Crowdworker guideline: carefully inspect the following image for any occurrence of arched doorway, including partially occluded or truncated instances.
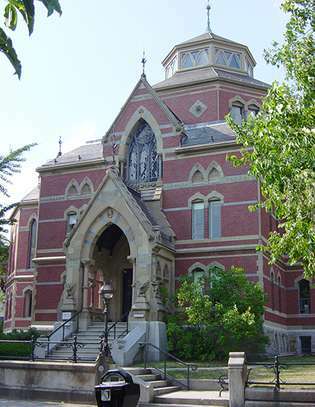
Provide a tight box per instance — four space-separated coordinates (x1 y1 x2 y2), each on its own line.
92 224 133 322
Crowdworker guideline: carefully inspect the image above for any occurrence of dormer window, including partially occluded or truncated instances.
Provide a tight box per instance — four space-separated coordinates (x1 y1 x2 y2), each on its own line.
245 58 254 77
180 48 209 70
215 49 241 70
231 101 244 124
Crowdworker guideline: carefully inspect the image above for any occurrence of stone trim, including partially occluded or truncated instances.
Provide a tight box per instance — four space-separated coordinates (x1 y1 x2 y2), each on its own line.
176 235 259 244
163 174 255 190
176 244 257 253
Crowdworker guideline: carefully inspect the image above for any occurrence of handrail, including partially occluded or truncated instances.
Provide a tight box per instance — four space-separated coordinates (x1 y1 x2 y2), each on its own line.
140 342 196 390
47 310 81 342
106 312 129 340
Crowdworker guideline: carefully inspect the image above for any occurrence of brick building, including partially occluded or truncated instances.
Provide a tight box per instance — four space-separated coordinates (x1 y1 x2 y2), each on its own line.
4 28 314 357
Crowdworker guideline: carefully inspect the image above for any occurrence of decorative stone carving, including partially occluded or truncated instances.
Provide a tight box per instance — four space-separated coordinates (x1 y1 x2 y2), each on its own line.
189 100 207 118
64 283 75 299
138 281 150 298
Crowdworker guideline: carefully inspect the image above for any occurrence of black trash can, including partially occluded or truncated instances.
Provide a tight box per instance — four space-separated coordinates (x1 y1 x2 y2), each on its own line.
95 369 140 407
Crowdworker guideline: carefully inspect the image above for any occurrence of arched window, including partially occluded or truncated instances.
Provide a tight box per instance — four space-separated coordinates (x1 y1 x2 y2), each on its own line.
66 212 77 234
192 267 205 284
208 199 222 238
231 101 244 125
278 276 282 312
126 119 160 185
192 201 204 240
27 219 37 268
23 289 32 318
299 279 310 314
67 184 78 196
247 104 259 117
81 183 92 195
192 169 204 183
270 271 275 310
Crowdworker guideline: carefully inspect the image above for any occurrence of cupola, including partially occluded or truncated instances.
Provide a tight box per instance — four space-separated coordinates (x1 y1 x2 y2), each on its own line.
162 31 256 80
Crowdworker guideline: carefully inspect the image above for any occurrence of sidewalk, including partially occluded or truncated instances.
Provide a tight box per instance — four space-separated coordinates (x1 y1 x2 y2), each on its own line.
0 401 94 407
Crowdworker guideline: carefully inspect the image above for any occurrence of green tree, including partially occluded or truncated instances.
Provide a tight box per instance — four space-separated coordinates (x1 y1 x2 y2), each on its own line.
1 0 62 78
0 144 36 286
227 0 315 277
167 267 267 361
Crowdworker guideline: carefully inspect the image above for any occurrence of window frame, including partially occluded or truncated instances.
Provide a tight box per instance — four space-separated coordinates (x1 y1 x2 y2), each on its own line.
191 201 205 240
27 218 37 269
66 211 78 234
208 199 222 239
179 48 210 70
231 101 245 125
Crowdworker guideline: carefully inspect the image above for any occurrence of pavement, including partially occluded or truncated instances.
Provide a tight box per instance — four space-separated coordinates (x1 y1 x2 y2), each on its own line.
0 401 95 407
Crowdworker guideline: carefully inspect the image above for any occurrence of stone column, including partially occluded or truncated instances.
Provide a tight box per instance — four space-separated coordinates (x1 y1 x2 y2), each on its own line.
81 260 95 330
228 352 247 407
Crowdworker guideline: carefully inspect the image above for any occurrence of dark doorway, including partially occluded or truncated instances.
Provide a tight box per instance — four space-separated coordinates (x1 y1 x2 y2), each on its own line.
122 269 133 321
300 336 312 354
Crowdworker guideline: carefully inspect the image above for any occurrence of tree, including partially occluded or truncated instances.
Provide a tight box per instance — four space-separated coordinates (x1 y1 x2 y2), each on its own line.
167 267 267 361
1 0 62 78
227 0 315 277
0 144 36 286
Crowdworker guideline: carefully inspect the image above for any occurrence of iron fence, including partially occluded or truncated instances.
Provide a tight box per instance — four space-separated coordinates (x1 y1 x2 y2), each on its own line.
247 355 315 390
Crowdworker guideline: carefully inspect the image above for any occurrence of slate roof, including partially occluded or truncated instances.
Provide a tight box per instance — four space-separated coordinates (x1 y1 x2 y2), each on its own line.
154 66 269 90
21 185 39 202
177 32 247 48
42 142 103 168
182 121 235 146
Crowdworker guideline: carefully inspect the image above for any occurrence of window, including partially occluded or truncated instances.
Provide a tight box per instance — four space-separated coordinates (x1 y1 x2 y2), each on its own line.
166 56 178 78
231 102 244 125
67 184 78 196
126 119 160 185
67 212 77 234
270 271 275 310
81 183 92 195
209 200 221 238
248 104 259 117
245 58 253 76
27 219 37 268
215 49 241 69
299 279 310 314
278 276 282 312
23 290 32 318
192 267 205 284
180 48 209 69
192 202 204 240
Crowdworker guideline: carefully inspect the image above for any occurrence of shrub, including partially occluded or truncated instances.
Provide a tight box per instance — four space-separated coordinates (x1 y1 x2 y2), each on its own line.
167 266 268 361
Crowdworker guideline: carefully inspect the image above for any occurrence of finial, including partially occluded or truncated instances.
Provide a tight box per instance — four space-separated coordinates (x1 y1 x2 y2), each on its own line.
57 136 62 158
141 50 147 77
206 0 212 33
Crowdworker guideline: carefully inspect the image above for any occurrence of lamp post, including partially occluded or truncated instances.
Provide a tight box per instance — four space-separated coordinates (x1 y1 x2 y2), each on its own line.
99 282 114 358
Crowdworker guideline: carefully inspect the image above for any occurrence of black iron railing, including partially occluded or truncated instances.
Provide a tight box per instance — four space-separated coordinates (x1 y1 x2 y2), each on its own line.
0 336 97 363
140 342 196 390
247 355 315 390
106 312 129 340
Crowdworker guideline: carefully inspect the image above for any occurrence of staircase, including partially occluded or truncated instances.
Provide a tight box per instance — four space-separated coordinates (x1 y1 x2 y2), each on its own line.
48 321 128 362
125 367 229 407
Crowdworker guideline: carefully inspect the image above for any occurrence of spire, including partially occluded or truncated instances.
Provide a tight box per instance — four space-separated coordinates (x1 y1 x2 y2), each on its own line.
206 0 212 33
57 136 62 158
141 50 147 77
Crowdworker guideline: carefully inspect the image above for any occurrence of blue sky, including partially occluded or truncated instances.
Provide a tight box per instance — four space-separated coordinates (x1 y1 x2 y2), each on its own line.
0 0 288 204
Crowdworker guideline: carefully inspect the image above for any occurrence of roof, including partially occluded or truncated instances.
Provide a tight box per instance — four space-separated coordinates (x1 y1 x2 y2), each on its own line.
181 121 235 146
21 185 39 203
177 32 247 48
41 142 103 168
153 66 270 90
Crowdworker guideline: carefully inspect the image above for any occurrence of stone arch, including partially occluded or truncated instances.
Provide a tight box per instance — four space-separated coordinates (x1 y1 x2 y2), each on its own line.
189 163 206 184
80 177 94 195
188 262 207 275
188 192 205 208
207 161 224 181
118 106 163 162
65 179 80 197
80 207 137 261
228 95 246 109
206 191 224 203
208 261 225 271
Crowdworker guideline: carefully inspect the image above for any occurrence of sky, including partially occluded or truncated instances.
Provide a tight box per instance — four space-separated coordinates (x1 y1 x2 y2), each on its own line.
0 0 288 205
